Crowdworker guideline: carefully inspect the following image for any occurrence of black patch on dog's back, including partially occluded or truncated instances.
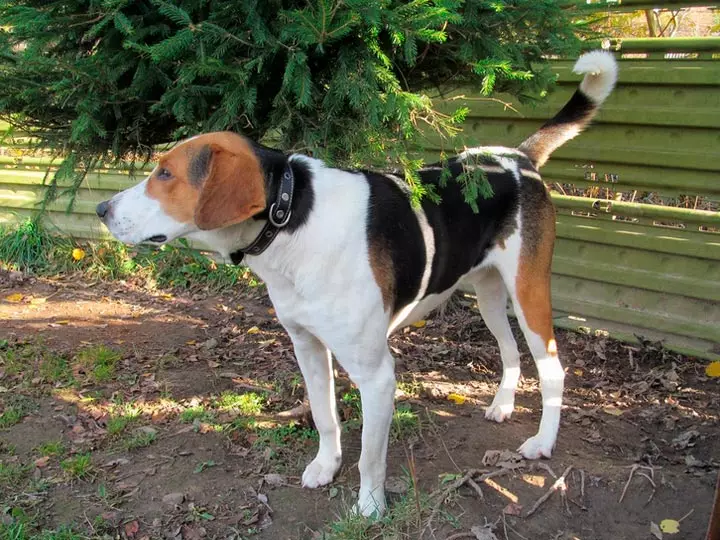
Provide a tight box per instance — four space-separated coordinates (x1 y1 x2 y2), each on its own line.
365 173 425 313
420 158 520 294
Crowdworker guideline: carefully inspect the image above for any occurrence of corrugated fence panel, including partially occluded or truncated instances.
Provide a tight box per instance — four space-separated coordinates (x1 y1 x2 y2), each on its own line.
1 39 718 359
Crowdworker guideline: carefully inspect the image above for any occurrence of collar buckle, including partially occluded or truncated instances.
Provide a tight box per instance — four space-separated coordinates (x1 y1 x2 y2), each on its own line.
268 203 292 228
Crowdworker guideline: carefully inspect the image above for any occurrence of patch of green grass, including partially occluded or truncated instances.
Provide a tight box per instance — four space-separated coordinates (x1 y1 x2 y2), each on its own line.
134 240 245 292
0 406 24 429
75 345 121 383
192 460 216 474
320 481 438 540
0 396 36 429
0 520 87 540
39 353 74 386
123 429 156 450
0 461 29 485
36 440 64 457
252 422 319 448
397 378 423 398
391 404 421 442
60 453 92 480
217 391 265 415
0 218 69 273
180 405 214 423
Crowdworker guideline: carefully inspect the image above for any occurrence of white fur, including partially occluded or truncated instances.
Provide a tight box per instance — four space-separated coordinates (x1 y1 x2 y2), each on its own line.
100 174 195 244
574 50 618 104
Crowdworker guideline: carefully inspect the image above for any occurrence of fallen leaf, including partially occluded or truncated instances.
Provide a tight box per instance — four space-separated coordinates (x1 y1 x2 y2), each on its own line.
124 520 139 538
267 308 275 315
660 519 680 534
30 297 47 305
650 521 663 539
411 320 427 328
34 456 50 468
574 368 583 376
502 502 523 516
705 361 720 378
447 393 466 405
247 326 261 334
186 340 197 346
4 293 23 303
470 524 499 540
207 361 220 369
602 405 623 416
163 492 185 506
72 248 86 261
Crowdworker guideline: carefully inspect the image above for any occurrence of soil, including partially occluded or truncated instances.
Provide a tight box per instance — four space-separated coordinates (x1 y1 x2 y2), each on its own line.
0 269 718 540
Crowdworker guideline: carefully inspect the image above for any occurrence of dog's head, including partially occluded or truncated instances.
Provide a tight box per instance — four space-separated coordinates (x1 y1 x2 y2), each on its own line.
97 132 267 245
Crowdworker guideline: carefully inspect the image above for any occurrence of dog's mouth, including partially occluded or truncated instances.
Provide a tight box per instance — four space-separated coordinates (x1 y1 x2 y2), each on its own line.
145 235 168 244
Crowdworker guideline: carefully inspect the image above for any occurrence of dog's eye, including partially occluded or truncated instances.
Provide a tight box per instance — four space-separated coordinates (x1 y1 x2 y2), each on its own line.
156 167 172 180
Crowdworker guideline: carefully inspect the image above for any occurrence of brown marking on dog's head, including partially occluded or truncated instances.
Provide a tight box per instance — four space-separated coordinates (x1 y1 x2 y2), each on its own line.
145 132 266 230
368 239 395 313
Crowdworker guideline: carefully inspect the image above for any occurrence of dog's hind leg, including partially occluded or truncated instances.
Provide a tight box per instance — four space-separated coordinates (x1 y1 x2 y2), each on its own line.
489 201 564 459
468 267 521 423
286 326 342 489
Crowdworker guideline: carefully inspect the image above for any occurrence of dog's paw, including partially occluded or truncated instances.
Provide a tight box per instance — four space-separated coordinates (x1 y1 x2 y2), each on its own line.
517 433 555 460
301 455 341 489
353 489 386 519
484 394 515 423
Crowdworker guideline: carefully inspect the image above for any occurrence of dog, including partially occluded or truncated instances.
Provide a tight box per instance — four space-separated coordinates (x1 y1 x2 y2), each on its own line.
97 51 617 516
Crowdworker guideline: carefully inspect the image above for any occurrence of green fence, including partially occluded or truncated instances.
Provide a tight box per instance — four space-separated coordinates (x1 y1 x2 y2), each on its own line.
1 36 719 360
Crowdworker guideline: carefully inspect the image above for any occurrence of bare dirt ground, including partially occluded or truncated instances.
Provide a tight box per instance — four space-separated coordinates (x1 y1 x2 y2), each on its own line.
1 269 718 539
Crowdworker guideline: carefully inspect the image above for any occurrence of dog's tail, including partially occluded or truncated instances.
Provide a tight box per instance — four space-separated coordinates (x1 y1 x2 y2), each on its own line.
518 50 617 169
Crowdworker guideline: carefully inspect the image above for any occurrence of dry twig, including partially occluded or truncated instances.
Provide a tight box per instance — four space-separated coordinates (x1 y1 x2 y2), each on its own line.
525 465 573 518
619 464 661 504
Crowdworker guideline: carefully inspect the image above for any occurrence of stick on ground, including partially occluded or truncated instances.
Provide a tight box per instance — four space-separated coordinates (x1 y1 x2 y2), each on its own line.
525 465 573 518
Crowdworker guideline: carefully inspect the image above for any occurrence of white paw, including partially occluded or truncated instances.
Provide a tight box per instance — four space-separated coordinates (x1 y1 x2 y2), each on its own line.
518 433 555 460
301 455 341 489
353 489 387 518
484 394 515 423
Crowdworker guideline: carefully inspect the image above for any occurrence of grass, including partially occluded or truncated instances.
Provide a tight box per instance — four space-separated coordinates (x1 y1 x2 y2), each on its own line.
391 404 421 442
0 396 36 429
123 429 156 450
36 440 65 457
0 407 24 429
0 461 29 485
75 346 121 383
106 403 141 436
319 480 440 540
180 405 214 423
0 218 69 273
38 353 74 386
60 453 92 480
217 391 265 415
0 220 261 295
0 521 87 540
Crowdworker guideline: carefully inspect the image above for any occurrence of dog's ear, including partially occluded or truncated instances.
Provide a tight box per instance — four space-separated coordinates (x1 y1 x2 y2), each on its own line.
193 141 266 231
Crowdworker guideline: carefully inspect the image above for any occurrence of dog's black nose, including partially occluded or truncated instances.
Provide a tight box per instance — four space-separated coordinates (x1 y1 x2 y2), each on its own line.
96 200 110 219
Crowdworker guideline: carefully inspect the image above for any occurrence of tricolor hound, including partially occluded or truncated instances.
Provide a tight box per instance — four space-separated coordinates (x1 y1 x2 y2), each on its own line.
97 51 617 516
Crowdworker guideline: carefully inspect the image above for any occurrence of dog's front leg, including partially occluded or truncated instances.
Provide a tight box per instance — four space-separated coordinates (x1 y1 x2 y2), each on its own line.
338 345 396 517
286 326 342 489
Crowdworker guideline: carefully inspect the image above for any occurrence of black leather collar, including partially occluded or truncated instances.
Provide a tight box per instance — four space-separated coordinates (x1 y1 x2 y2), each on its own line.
230 161 295 265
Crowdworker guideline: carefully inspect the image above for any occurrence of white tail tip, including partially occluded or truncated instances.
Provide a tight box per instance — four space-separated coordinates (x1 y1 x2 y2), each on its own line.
573 50 618 104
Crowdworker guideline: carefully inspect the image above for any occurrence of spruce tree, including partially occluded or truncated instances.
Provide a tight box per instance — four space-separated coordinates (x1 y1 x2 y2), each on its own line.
0 1 584 206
